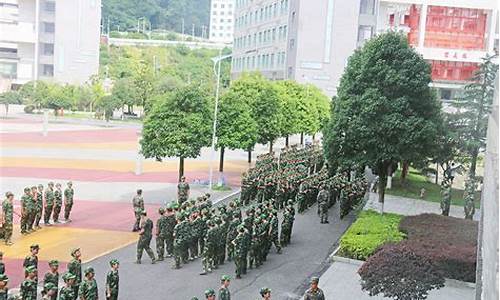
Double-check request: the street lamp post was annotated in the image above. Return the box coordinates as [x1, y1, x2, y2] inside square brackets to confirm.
[208, 50, 231, 190]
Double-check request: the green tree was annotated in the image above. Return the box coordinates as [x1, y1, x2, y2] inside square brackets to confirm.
[323, 32, 442, 211]
[0, 90, 22, 116]
[133, 61, 155, 115]
[112, 78, 138, 113]
[141, 86, 213, 180]
[217, 89, 258, 171]
[451, 54, 498, 178]
[307, 84, 331, 136]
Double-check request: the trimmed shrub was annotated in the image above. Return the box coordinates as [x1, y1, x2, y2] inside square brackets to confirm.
[24, 104, 35, 114]
[399, 213, 478, 282]
[358, 242, 445, 300]
[338, 210, 405, 260]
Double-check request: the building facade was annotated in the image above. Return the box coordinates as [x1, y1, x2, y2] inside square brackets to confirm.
[231, 0, 498, 99]
[0, 0, 101, 91]
[209, 0, 236, 44]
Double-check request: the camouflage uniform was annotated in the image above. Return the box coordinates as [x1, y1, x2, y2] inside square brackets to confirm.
[177, 178, 190, 205]
[53, 184, 63, 223]
[173, 215, 189, 268]
[105, 260, 119, 300]
[35, 185, 44, 228]
[132, 192, 144, 232]
[79, 271, 98, 300]
[156, 208, 168, 261]
[21, 188, 33, 233]
[317, 186, 329, 224]
[43, 260, 59, 300]
[20, 277, 37, 300]
[201, 221, 216, 274]
[136, 214, 156, 264]
[68, 250, 82, 298]
[44, 183, 55, 225]
[64, 182, 74, 221]
[2, 194, 14, 245]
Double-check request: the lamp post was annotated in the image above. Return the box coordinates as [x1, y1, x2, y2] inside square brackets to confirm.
[208, 49, 232, 190]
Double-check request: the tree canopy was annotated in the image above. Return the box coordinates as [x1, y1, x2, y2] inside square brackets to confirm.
[323, 32, 442, 206]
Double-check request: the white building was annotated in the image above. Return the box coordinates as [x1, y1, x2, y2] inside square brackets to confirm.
[0, 0, 101, 91]
[209, 0, 235, 44]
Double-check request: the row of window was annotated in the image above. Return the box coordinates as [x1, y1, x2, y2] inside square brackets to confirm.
[213, 3, 233, 10]
[211, 9, 233, 16]
[235, 0, 289, 29]
[234, 25, 287, 49]
[212, 25, 233, 31]
[232, 51, 286, 72]
[211, 18, 233, 24]
[212, 32, 232, 38]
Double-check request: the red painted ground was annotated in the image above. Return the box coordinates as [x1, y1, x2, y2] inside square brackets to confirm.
[1, 167, 241, 186]
[0, 128, 137, 143]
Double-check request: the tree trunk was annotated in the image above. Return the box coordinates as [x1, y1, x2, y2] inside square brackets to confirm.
[219, 147, 225, 172]
[247, 149, 252, 164]
[435, 162, 439, 184]
[269, 141, 273, 154]
[312, 133, 316, 141]
[4, 103, 8, 117]
[179, 157, 184, 181]
[386, 164, 393, 189]
[469, 148, 479, 178]
[285, 135, 289, 147]
[401, 161, 409, 184]
[300, 133, 304, 145]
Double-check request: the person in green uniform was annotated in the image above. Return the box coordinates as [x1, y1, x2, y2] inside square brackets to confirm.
[59, 272, 76, 300]
[28, 186, 37, 231]
[156, 207, 168, 261]
[219, 275, 231, 300]
[35, 184, 44, 229]
[105, 259, 119, 300]
[44, 182, 55, 225]
[20, 187, 32, 234]
[0, 274, 8, 300]
[200, 219, 216, 275]
[304, 276, 325, 300]
[42, 282, 58, 300]
[43, 260, 59, 300]
[177, 176, 190, 205]
[53, 183, 63, 223]
[136, 210, 156, 264]
[204, 288, 216, 300]
[2, 192, 15, 245]
[64, 181, 74, 222]
[68, 248, 82, 298]
[260, 287, 272, 300]
[23, 244, 39, 283]
[232, 226, 246, 279]
[317, 184, 330, 224]
[79, 267, 98, 300]
[21, 266, 38, 300]
[132, 189, 144, 232]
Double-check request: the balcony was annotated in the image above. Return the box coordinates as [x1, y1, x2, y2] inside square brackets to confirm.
[0, 21, 36, 43]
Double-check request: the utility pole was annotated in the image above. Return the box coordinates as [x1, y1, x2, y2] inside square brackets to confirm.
[181, 18, 185, 41]
[192, 23, 195, 39]
[107, 17, 110, 36]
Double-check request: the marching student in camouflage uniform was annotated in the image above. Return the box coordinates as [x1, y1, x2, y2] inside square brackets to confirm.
[317, 184, 330, 224]
[204, 288, 216, 300]
[164, 204, 176, 257]
[136, 210, 156, 264]
[64, 181, 74, 222]
[173, 213, 188, 269]
[21, 187, 32, 234]
[35, 184, 44, 229]
[218, 275, 231, 300]
[42, 282, 58, 300]
[304, 276, 325, 300]
[2, 192, 14, 245]
[226, 213, 241, 262]
[53, 183, 63, 223]
[260, 287, 272, 299]
[79, 267, 98, 300]
[200, 219, 216, 275]
[268, 210, 281, 254]
[68, 248, 82, 298]
[44, 182, 55, 225]
[43, 260, 59, 300]
[156, 207, 168, 261]
[59, 272, 76, 300]
[28, 186, 37, 231]
[105, 259, 119, 300]
[232, 226, 246, 279]
[21, 266, 38, 300]
[177, 176, 190, 205]
[23, 244, 39, 283]
[132, 189, 144, 232]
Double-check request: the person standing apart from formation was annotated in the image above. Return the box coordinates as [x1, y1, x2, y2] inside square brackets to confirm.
[136, 210, 156, 264]
[177, 176, 190, 206]
[64, 181, 74, 222]
[2, 192, 15, 245]
[260, 287, 272, 300]
[105, 259, 119, 300]
[304, 276, 325, 300]
[132, 189, 144, 232]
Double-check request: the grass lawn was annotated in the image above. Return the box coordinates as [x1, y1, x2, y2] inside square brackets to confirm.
[386, 169, 480, 208]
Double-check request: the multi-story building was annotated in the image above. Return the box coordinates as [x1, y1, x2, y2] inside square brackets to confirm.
[0, 0, 101, 91]
[209, 0, 236, 44]
[231, 0, 498, 99]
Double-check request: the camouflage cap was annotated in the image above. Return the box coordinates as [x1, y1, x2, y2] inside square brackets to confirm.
[25, 265, 37, 273]
[24, 187, 31, 193]
[48, 260, 59, 266]
[71, 247, 80, 256]
[0, 274, 8, 282]
[4, 191, 13, 198]
[109, 259, 120, 266]
[44, 282, 58, 291]
[204, 288, 216, 297]
[84, 266, 95, 275]
[221, 274, 231, 282]
[310, 276, 319, 283]
[260, 287, 271, 296]
[30, 244, 40, 250]
[38, 184, 43, 188]
[140, 209, 147, 216]
[62, 272, 76, 281]
[158, 207, 165, 214]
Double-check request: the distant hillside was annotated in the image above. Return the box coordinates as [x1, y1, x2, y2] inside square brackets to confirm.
[102, 0, 210, 36]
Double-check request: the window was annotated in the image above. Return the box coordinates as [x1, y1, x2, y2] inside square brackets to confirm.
[272, 28, 276, 41]
[357, 25, 373, 42]
[291, 11, 296, 24]
[220, 26, 224, 30]
[221, 11, 225, 15]
[43, 22, 55, 33]
[220, 18, 224, 23]
[289, 38, 295, 49]
[43, 43, 54, 55]
[440, 88, 452, 100]
[359, 0, 375, 15]
[44, 1, 55, 13]
[213, 3, 217, 8]
[213, 11, 217, 15]
[221, 4, 225, 8]
[42, 64, 54, 76]
[0, 62, 17, 78]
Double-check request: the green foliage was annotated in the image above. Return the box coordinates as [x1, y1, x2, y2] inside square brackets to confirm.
[141, 85, 213, 160]
[102, 0, 209, 35]
[217, 89, 258, 151]
[323, 32, 442, 203]
[0, 91, 22, 105]
[112, 77, 138, 108]
[307, 84, 331, 130]
[338, 210, 405, 260]
[450, 54, 498, 176]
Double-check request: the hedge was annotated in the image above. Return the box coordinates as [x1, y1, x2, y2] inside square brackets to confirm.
[399, 213, 478, 282]
[338, 210, 405, 260]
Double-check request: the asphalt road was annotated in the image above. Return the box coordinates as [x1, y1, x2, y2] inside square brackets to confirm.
[83, 202, 355, 300]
